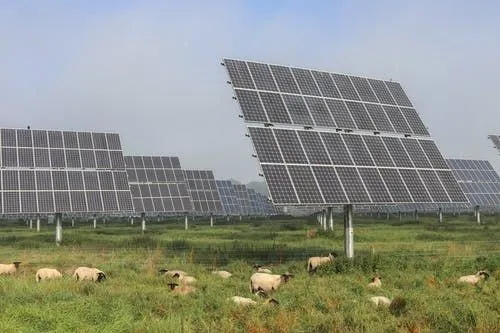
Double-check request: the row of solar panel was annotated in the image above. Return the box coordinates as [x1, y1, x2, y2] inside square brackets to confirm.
[451, 169, 500, 183]
[126, 168, 185, 184]
[216, 180, 277, 216]
[235, 88, 428, 135]
[465, 193, 500, 207]
[1, 147, 125, 169]
[0, 170, 129, 191]
[131, 197, 193, 214]
[261, 164, 466, 204]
[216, 180, 241, 215]
[129, 183, 190, 199]
[459, 182, 500, 194]
[124, 156, 182, 169]
[446, 159, 495, 171]
[224, 59, 413, 107]
[249, 127, 448, 169]
[0, 129, 121, 150]
[0, 190, 133, 214]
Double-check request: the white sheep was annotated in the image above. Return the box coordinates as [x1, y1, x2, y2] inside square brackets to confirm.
[228, 296, 279, 306]
[172, 273, 197, 284]
[307, 252, 337, 272]
[167, 282, 196, 295]
[254, 264, 272, 274]
[250, 272, 293, 293]
[159, 269, 188, 277]
[458, 271, 490, 285]
[370, 296, 392, 307]
[73, 267, 106, 282]
[212, 270, 232, 279]
[368, 276, 382, 288]
[0, 261, 21, 275]
[35, 268, 62, 282]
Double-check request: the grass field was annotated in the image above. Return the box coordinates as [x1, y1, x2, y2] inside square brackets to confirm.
[0, 213, 498, 332]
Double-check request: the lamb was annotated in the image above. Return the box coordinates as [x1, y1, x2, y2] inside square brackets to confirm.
[228, 296, 279, 306]
[172, 273, 197, 284]
[250, 272, 293, 293]
[370, 296, 392, 307]
[73, 267, 106, 282]
[35, 268, 62, 282]
[307, 252, 337, 272]
[167, 282, 196, 295]
[368, 276, 382, 288]
[0, 262, 21, 275]
[458, 271, 490, 285]
[159, 269, 188, 277]
[212, 270, 232, 279]
[254, 264, 272, 274]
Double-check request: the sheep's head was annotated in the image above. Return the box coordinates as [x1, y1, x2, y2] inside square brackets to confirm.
[478, 271, 490, 280]
[281, 273, 294, 283]
[329, 252, 338, 260]
[167, 283, 179, 290]
[253, 264, 262, 270]
[96, 272, 106, 282]
[13, 262, 21, 268]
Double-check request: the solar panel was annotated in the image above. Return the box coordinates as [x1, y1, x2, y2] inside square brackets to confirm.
[0, 128, 134, 214]
[223, 59, 468, 206]
[232, 184, 252, 215]
[216, 180, 240, 215]
[183, 170, 223, 214]
[488, 135, 500, 154]
[447, 159, 500, 208]
[125, 156, 193, 214]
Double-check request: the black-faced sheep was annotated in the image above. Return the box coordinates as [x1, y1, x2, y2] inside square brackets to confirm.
[307, 252, 337, 272]
[254, 264, 272, 274]
[250, 272, 293, 293]
[212, 270, 232, 279]
[159, 269, 188, 277]
[0, 262, 21, 275]
[458, 271, 490, 285]
[172, 273, 196, 284]
[35, 268, 62, 282]
[73, 267, 106, 282]
[368, 276, 382, 288]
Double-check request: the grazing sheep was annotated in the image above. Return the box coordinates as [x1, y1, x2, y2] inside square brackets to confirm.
[73, 267, 106, 282]
[212, 270, 232, 279]
[167, 282, 196, 295]
[0, 262, 21, 275]
[368, 276, 382, 288]
[159, 269, 188, 277]
[172, 273, 197, 284]
[229, 296, 279, 306]
[307, 252, 337, 272]
[458, 271, 490, 285]
[254, 264, 272, 274]
[250, 272, 293, 293]
[370, 296, 392, 307]
[306, 229, 317, 239]
[35, 268, 62, 282]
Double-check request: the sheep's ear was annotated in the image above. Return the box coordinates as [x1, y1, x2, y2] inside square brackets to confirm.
[331, 252, 338, 257]
[158, 269, 168, 273]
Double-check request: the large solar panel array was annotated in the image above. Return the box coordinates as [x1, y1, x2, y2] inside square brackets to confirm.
[184, 170, 223, 214]
[124, 156, 193, 214]
[447, 159, 500, 207]
[223, 59, 469, 206]
[488, 135, 500, 154]
[216, 180, 240, 215]
[247, 188, 277, 216]
[0, 128, 134, 214]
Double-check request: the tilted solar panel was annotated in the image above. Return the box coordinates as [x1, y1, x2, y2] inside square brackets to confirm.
[184, 170, 223, 214]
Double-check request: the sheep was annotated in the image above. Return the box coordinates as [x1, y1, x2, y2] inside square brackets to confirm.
[307, 252, 337, 272]
[370, 296, 392, 307]
[73, 267, 106, 282]
[228, 296, 279, 306]
[306, 228, 317, 239]
[167, 282, 196, 295]
[254, 264, 272, 274]
[212, 270, 232, 279]
[368, 276, 382, 288]
[172, 273, 197, 284]
[159, 269, 188, 277]
[458, 271, 490, 285]
[0, 261, 21, 275]
[35, 268, 62, 282]
[250, 272, 293, 293]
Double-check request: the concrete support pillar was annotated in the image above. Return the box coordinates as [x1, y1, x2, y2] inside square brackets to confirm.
[413, 209, 418, 221]
[29, 219, 33, 229]
[55, 213, 62, 245]
[130, 216, 134, 225]
[344, 204, 354, 258]
[475, 206, 481, 225]
[327, 207, 334, 230]
[93, 215, 97, 229]
[398, 211, 402, 222]
[210, 213, 214, 227]
[71, 218, 75, 227]
[438, 207, 443, 224]
[185, 213, 189, 230]
[141, 213, 146, 233]
[36, 216, 41, 232]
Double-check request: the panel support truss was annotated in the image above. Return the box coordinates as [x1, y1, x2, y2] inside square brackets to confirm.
[344, 204, 354, 258]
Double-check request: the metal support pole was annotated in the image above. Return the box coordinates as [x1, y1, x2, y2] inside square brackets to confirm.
[386, 211, 390, 220]
[239, 215, 242, 221]
[130, 216, 134, 225]
[185, 213, 189, 230]
[398, 211, 402, 222]
[344, 204, 354, 258]
[327, 207, 334, 230]
[29, 219, 33, 229]
[71, 218, 75, 227]
[475, 206, 481, 225]
[226, 215, 230, 222]
[210, 213, 214, 227]
[438, 207, 443, 224]
[322, 210, 327, 231]
[413, 209, 418, 221]
[55, 213, 62, 245]
[141, 213, 146, 232]
[93, 215, 97, 229]
[36, 216, 41, 232]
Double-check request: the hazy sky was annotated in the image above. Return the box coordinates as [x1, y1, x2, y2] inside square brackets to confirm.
[1, 1, 499, 182]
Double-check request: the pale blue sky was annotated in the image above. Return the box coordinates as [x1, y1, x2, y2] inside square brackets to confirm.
[1, 1, 499, 182]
